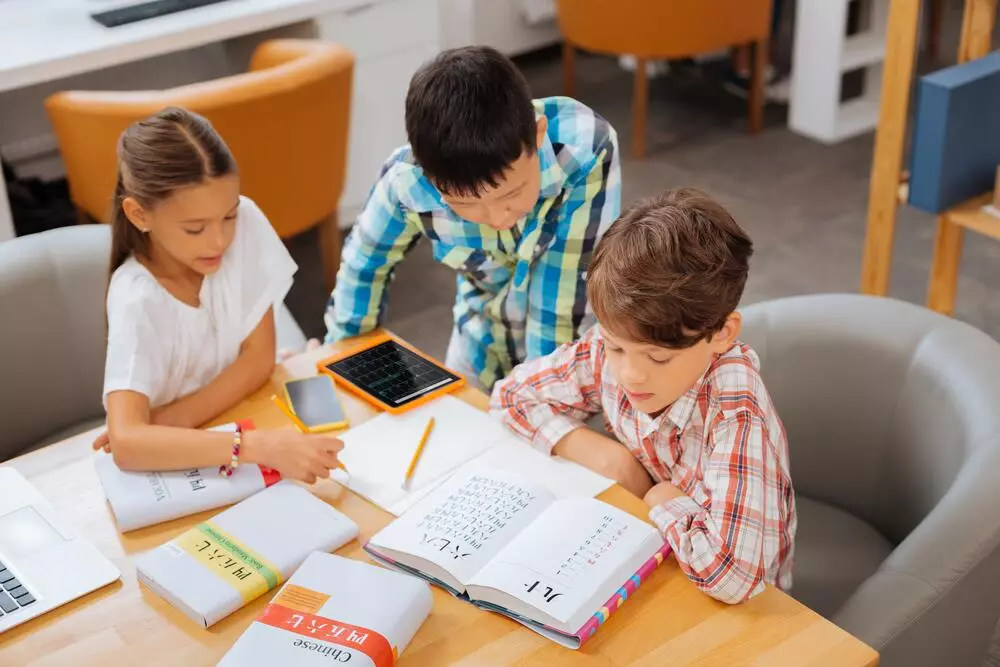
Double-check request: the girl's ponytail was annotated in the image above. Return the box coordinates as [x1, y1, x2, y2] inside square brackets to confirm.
[108, 169, 148, 277]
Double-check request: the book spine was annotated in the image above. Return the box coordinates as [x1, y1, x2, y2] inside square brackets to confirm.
[574, 542, 672, 647]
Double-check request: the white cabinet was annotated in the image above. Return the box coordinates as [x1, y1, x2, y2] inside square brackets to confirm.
[439, 0, 560, 57]
[315, 0, 442, 221]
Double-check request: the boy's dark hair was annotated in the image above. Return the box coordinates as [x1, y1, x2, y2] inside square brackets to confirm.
[587, 188, 753, 349]
[405, 46, 537, 197]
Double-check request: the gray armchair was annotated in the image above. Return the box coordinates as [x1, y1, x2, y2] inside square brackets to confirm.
[0, 225, 307, 461]
[740, 294, 1000, 667]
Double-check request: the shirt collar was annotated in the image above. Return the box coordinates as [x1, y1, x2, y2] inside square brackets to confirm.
[636, 363, 710, 437]
[536, 131, 565, 200]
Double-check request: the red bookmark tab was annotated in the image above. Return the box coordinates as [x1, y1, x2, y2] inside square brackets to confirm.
[260, 467, 281, 487]
[257, 603, 396, 667]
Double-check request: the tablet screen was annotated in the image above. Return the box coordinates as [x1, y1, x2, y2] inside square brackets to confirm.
[324, 340, 462, 408]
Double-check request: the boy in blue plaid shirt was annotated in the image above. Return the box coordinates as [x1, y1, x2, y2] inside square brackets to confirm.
[325, 46, 621, 390]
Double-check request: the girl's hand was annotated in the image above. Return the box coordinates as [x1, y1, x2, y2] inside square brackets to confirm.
[93, 431, 111, 453]
[244, 429, 344, 484]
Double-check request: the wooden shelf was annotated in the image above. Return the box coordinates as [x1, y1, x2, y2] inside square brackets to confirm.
[945, 193, 1000, 239]
[897, 182, 1000, 239]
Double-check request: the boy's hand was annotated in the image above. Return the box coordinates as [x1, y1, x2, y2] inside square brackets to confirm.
[278, 338, 322, 362]
[553, 427, 654, 498]
[643, 481, 686, 508]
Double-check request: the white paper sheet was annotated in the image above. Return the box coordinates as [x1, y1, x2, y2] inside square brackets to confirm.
[333, 396, 615, 516]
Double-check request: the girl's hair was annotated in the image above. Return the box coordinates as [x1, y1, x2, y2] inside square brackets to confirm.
[109, 107, 237, 276]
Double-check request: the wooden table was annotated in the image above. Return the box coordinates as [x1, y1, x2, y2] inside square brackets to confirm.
[0, 335, 879, 666]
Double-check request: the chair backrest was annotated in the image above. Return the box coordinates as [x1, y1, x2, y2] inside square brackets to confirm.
[740, 294, 1000, 544]
[0, 226, 110, 459]
[555, 0, 772, 59]
[45, 39, 354, 239]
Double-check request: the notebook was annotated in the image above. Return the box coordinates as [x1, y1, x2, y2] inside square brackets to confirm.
[135, 481, 359, 628]
[364, 465, 670, 649]
[94, 421, 281, 533]
[218, 552, 432, 666]
[333, 395, 614, 515]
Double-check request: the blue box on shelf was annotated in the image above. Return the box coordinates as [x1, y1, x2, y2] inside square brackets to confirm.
[908, 51, 1000, 214]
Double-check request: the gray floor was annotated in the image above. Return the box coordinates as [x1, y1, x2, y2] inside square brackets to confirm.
[285, 6, 1000, 364]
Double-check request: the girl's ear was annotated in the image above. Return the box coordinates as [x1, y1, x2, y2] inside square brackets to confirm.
[122, 197, 149, 233]
[709, 312, 742, 353]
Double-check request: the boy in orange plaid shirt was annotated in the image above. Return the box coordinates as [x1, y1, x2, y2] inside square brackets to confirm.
[490, 188, 796, 603]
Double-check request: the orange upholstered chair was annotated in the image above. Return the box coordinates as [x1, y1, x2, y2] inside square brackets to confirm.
[45, 39, 354, 290]
[556, 0, 772, 158]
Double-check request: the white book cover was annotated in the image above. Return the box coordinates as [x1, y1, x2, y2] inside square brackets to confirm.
[94, 421, 281, 532]
[218, 552, 432, 666]
[135, 481, 359, 628]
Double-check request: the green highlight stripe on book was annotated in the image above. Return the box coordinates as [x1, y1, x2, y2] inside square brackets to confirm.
[174, 520, 283, 603]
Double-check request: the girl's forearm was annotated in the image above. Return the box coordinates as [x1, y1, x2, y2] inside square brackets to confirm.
[108, 424, 267, 471]
[154, 350, 275, 429]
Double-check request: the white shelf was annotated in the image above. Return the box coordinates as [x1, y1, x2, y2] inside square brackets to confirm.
[835, 98, 881, 141]
[788, 0, 889, 144]
[841, 32, 886, 72]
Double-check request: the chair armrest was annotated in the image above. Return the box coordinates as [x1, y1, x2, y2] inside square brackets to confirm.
[833, 445, 1000, 666]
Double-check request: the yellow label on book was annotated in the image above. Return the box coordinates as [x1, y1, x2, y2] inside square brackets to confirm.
[173, 520, 282, 603]
[271, 584, 330, 614]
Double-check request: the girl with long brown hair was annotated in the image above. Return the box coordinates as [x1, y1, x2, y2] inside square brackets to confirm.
[95, 107, 342, 484]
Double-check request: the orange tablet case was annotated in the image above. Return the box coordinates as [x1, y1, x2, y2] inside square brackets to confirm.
[316, 333, 466, 414]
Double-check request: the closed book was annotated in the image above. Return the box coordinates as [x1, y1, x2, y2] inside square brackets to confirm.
[94, 421, 281, 532]
[135, 481, 359, 628]
[218, 552, 432, 666]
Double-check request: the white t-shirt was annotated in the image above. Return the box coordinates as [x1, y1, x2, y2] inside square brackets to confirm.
[103, 196, 298, 409]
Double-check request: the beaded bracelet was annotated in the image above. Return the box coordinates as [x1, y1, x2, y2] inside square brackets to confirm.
[219, 424, 243, 478]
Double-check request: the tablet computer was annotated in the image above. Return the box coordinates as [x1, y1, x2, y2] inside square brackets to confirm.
[317, 333, 465, 414]
[282, 375, 349, 432]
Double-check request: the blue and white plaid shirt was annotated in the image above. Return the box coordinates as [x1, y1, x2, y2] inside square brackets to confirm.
[325, 96, 621, 388]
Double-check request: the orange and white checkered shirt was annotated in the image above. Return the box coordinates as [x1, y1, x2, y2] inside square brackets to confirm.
[490, 326, 796, 604]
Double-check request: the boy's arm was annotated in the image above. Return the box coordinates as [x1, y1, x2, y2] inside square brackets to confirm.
[490, 328, 651, 495]
[526, 139, 621, 359]
[648, 411, 780, 604]
[490, 326, 604, 452]
[325, 164, 421, 342]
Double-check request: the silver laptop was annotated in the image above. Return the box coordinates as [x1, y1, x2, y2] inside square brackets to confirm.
[0, 467, 120, 634]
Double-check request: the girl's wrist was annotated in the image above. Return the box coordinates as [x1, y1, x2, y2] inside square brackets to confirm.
[239, 430, 268, 467]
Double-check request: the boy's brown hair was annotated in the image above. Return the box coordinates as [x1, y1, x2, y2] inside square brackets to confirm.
[587, 188, 753, 349]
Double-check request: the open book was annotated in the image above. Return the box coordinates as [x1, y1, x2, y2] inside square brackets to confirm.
[364, 466, 670, 649]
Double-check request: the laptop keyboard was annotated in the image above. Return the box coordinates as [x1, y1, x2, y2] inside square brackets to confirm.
[0, 560, 35, 616]
[91, 0, 232, 28]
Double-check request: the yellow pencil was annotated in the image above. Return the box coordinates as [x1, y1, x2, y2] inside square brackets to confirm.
[270, 394, 349, 474]
[404, 417, 435, 484]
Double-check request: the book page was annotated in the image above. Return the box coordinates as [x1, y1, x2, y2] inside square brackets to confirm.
[465, 498, 661, 627]
[366, 466, 555, 588]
